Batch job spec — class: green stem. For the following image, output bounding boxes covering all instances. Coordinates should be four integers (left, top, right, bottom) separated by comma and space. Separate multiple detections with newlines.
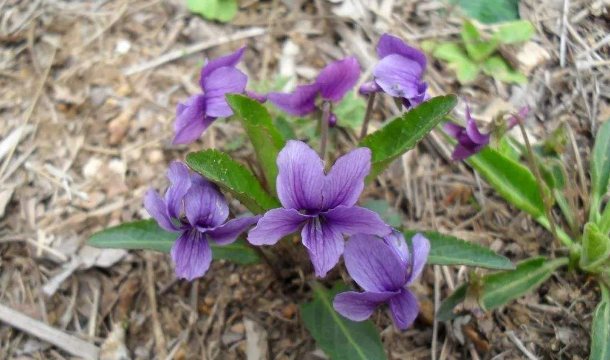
599, 204, 610, 234
359, 92, 376, 140
517, 122, 564, 248
320, 102, 330, 160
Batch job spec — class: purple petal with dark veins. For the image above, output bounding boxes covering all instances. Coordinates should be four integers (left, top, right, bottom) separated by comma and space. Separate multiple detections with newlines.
144, 188, 178, 232
388, 288, 419, 330
322, 147, 371, 208
247, 208, 308, 246
301, 217, 344, 278
344, 233, 407, 292
276, 140, 325, 210
323, 206, 390, 237
183, 180, 229, 228
165, 161, 191, 219
333, 291, 397, 321
171, 230, 212, 281
207, 215, 261, 245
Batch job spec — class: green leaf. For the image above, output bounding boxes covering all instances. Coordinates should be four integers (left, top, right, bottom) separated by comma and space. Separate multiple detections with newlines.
590, 288, 610, 360
186, 149, 280, 214
599, 205, 610, 234
88, 220, 260, 264
404, 230, 514, 270
482, 56, 527, 84
437, 284, 468, 321
467, 147, 547, 219
187, 0, 238, 23
493, 20, 535, 44
461, 21, 498, 62
432, 42, 471, 63
300, 282, 387, 360
590, 121, 610, 219
580, 223, 610, 272
362, 199, 404, 228
453, 0, 520, 24
438, 257, 568, 320
333, 91, 367, 131
227, 94, 285, 194
360, 95, 457, 179
455, 59, 480, 83
481, 257, 567, 310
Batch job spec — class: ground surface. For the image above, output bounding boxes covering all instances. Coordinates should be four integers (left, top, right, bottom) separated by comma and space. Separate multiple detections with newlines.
0, 0, 608, 359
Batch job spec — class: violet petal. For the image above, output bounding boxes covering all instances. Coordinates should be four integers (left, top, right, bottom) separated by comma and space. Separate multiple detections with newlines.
267, 83, 320, 116
144, 189, 177, 232
171, 230, 212, 281
301, 217, 344, 278
203, 66, 248, 118
173, 94, 213, 145
344, 233, 407, 292
199, 47, 245, 88
323, 206, 390, 237
373, 54, 424, 99
315, 57, 360, 102
333, 291, 397, 321
388, 288, 419, 330
207, 215, 261, 245
247, 208, 307, 245
183, 180, 229, 228
276, 140, 325, 210
165, 161, 191, 219
377, 33, 427, 70
323, 147, 371, 209
406, 233, 430, 284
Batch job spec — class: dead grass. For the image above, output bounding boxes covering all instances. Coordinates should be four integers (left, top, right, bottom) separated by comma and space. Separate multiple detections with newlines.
0, 0, 608, 359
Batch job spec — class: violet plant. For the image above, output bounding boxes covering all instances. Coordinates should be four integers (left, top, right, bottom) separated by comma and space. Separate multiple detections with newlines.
89, 33, 608, 358
439, 105, 610, 359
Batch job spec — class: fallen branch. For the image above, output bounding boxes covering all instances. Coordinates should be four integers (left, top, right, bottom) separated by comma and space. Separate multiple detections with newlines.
0, 303, 99, 359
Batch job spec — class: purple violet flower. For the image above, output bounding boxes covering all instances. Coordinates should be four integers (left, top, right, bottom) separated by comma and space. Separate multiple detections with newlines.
144, 161, 260, 280
173, 47, 248, 145
444, 105, 491, 161
506, 106, 530, 129
360, 33, 429, 109
267, 57, 360, 125
247, 140, 391, 277
333, 231, 430, 330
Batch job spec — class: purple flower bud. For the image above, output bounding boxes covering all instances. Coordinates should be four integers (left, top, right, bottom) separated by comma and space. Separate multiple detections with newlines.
328, 112, 337, 127
506, 106, 530, 129
173, 47, 248, 145
267, 57, 361, 124
364, 34, 428, 109
247, 140, 390, 277
144, 161, 260, 280
444, 105, 490, 161
333, 231, 430, 330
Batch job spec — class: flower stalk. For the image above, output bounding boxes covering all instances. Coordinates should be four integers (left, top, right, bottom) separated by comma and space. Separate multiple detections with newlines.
359, 92, 376, 139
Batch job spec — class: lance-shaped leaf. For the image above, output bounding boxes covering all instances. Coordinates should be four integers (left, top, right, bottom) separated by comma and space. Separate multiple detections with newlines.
227, 94, 285, 194
300, 282, 387, 360
590, 120, 610, 220
438, 257, 568, 321
88, 220, 260, 264
404, 230, 514, 270
580, 223, 610, 272
186, 149, 280, 214
468, 147, 547, 219
590, 287, 610, 360
360, 95, 457, 180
